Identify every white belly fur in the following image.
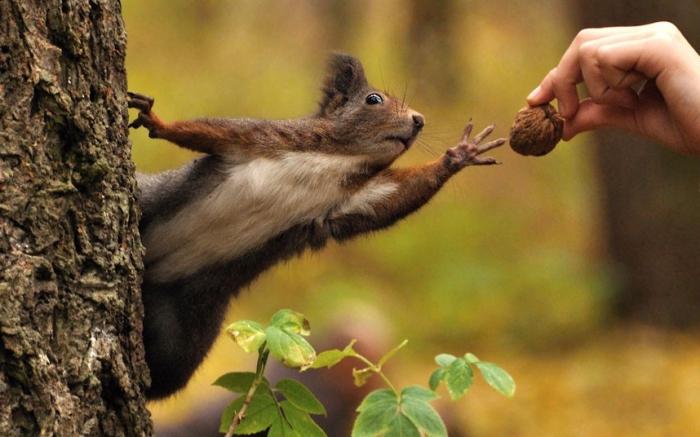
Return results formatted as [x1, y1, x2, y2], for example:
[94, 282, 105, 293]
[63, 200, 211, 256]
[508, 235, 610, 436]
[143, 152, 369, 283]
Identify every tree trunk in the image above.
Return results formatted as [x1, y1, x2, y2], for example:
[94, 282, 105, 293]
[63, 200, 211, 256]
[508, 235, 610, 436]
[0, 1, 151, 435]
[573, 0, 700, 328]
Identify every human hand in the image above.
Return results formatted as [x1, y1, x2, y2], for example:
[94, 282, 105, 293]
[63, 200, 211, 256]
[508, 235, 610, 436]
[527, 22, 700, 155]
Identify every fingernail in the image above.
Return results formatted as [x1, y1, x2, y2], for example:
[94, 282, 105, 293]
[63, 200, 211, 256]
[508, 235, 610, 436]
[526, 85, 542, 102]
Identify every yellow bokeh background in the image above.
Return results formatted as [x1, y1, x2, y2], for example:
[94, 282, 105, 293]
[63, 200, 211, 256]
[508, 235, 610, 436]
[124, 1, 700, 435]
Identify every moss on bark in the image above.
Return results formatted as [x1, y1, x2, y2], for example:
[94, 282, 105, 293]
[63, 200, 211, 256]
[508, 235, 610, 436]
[0, 0, 151, 434]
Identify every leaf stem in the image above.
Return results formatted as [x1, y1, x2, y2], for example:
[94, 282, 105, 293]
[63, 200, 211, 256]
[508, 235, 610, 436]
[352, 352, 399, 395]
[266, 383, 287, 427]
[225, 345, 270, 437]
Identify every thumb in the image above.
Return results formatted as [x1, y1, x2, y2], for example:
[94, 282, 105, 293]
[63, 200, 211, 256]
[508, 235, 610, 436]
[563, 98, 637, 140]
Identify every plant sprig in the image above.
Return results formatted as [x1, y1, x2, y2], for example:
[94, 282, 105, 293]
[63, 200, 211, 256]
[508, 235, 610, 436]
[218, 309, 325, 436]
[216, 309, 516, 437]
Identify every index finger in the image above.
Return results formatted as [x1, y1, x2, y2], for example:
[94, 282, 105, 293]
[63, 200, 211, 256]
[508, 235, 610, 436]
[527, 26, 650, 117]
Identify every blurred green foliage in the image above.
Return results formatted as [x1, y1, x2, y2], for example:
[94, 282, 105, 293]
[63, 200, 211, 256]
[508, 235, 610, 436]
[124, 1, 700, 435]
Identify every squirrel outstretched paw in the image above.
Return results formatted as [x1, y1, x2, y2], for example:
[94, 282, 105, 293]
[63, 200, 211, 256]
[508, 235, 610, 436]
[128, 92, 163, 137]
[444, 120, 505, 170]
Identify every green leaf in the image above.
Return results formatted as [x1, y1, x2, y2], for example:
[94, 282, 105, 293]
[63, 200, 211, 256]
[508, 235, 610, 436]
[352, 367, 374, 387]
[352, 389, 399, 437]
[269, 309, 311, 336]
[357, 389, 398, 412]
[428, 368, 445, 391]
[219, 392, 277, 434]
[444, 358, 473, 400]
[276, 378, 326, 415]
[475, 362, 516, 398]
[310, 349, 352, 370]
[434, 353, 457, 368]
[464, 353, 479, 364]
[377, 339, 408, 368]
[235, 392, 278, 435]
[213, 372, 256, 393]
[268, 414, 302, 437]
[386, 414, 421, 437]
[400, 395, 447, 437]
[310, 340, 357, 370]
[265, 326, 316, 369]
[280, 401, 326, 437]
[226, 320, 266, 353]
[220, 397, 244, 433]
[401, 385, 438, 402]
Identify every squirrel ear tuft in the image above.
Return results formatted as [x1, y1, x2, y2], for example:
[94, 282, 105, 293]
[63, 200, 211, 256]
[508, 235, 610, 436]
[318, 53, 368, 115]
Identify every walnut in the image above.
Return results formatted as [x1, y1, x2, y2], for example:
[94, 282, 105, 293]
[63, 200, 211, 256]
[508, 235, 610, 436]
[509, 104, 564, 156]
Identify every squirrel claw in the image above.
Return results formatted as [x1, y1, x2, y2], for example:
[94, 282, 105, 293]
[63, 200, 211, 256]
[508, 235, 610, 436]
[127, 91, 163, 136]
[128, 112, 148, 129]
[470, 156, 500, 166]
[446, 121, 505, 169]
[477, 138, 506, 154]
[127, 92, 154, 112]
[472, 124, 495, 145]
[461, 120, 474, 141]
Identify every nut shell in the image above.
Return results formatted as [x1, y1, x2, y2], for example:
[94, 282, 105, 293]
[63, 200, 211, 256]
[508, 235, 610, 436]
[509, 104, 564, 156]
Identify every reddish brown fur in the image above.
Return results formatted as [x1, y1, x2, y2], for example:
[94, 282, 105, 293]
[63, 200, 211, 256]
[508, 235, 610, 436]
[329, 159, 452, 240]
[128, 54, 504, 399]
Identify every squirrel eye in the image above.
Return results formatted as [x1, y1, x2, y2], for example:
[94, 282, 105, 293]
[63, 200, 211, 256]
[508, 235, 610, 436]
[365, 93, 384, 105]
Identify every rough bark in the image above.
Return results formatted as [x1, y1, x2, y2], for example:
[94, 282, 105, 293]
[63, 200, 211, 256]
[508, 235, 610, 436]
[0, 0, 151, 435]
[573, 0, 700, 327]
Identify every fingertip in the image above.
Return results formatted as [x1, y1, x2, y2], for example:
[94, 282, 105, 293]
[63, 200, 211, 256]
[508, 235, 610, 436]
[526, 85, 544, 105]
[526, 75, 556, 106]
[527, 86, 556, 107]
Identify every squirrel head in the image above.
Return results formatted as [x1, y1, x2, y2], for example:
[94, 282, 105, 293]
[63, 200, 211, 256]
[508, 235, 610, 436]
[317, 53, 425, 168]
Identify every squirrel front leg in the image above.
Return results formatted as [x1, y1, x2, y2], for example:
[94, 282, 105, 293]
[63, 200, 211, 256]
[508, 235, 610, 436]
[327, 122, 504, 240]
[128, 92, 248, 156]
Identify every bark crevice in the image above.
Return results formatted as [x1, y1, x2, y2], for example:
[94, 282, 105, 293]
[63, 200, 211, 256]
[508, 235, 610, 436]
[0, 0, 151, 435]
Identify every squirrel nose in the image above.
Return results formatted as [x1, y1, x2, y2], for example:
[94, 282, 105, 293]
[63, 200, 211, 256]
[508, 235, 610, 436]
[412, 114, 425, 130]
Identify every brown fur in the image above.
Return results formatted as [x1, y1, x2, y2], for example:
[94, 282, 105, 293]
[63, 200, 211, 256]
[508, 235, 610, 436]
[129, 53, 504, 399]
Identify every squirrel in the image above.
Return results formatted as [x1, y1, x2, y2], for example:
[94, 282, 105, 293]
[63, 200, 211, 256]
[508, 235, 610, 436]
[128, 53, 505, 399]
